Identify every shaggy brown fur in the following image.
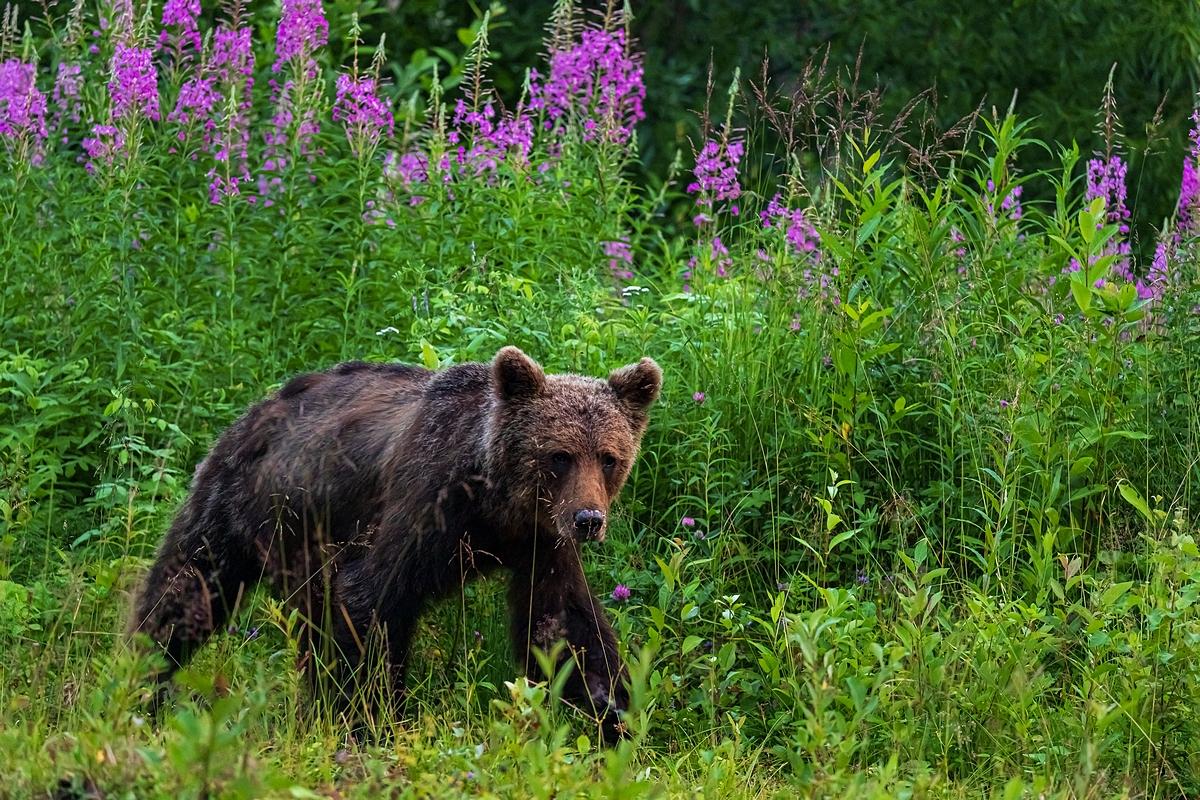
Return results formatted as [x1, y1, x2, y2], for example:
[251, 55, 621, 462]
[127, 346, 661, 742]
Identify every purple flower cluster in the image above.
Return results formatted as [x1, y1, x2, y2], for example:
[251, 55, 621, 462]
[530, 27, 645, 144]
[447, 100, 535, 175]
[169, 76, 218, 136]
[333, 73, 394, 157]
[985, 180, 1023, 224]
[50, 63, 84, 144]
[761, 195, 819, 258]
[212, 26, 256, 90]
[1146, 240, 1172, 302]
[689, 138, 744, 223]
[81, 125, 127, 172]
[760, 194, 838, 307]
[603, 238, 634, 281]
[274, 0, 329, 75]
[110, 46, 160, 122]
[261, 0, 329, 203]
[207, 25, 257, 203]
[1178, 109, 1200, 238]
[949, 227, 968, 275]
[159, 0, 202, 60]
[0, 59, 48, 162]
[1083, 154, 1167, 299]
[384, 150, 429, 192]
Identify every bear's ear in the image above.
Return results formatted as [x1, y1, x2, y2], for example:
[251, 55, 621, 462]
[493, 346, 546, 402]
[608, 357, 662, 413]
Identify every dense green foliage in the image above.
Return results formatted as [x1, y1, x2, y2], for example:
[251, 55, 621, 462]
[3, 2, 1200, 797]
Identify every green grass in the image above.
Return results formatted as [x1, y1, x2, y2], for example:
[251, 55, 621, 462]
[4, 8, 1200, 798]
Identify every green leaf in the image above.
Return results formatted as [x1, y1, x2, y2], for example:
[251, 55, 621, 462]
[419, 339, 439, 370]
[1098, 581, 1134, 609]
[1116, 480, 1154, 524]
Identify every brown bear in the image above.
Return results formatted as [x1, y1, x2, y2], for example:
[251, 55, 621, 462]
[127, 346, 661, 742]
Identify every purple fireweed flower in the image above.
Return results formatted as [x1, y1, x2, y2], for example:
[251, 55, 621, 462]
[1178, 109, 1200, 238]
[1142, 239, 1172, 302]
[159, 0, 202, 59]
[111, 45, 160, 122]
[762, 194, 838, 305]
[0, 59, 48, 163]
[384, 149, 429, 191]
[50, 62, 83, 142]
[448, 100, 535, 175]
[530, 26, 645, 144]
[274, 0, 329, 73]
[333, 72, 393, 157]
[1086, 154, 1133, 282]
[761, 194, 820, 257]
[204, 24, 256, 203]
[169, 75, 218, 133]
[611, 584, 631, 602]
[1000, 185, 1023, 220]
[710, 235, 732, 277]
[985, 179, 1023, 224]
[81, 124, 127, 172]
[212, 26, 255, 90]
[689, 138, 743, 212]
[602, 238, 634, 280]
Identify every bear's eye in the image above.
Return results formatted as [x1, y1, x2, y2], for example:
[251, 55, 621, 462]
[550, 452, 573, 473]
[601, 453, 619, 472]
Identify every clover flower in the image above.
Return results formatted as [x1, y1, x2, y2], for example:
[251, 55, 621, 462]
[611, 584, 631, 602]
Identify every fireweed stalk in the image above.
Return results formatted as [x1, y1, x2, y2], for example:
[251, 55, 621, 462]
[333, 23, 395, 349]
[685, 72, 742, 290]
[82, 43, 159, 174]
[261, 0, 328, 207]
[0, 58, 48, 169]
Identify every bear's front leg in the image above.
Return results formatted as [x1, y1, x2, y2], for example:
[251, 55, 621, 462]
[508, 541, 630, 744]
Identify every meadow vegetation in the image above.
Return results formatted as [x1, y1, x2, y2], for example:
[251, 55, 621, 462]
[2, 1, 1200, 797]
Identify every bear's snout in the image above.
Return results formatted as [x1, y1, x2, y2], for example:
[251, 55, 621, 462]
[573, 508, 606, 542]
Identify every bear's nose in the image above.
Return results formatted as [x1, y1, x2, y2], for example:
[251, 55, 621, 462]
[573, 509, 605, 539]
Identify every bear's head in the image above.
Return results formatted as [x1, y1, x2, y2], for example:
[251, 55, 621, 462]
[488, 346, 661, 543]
